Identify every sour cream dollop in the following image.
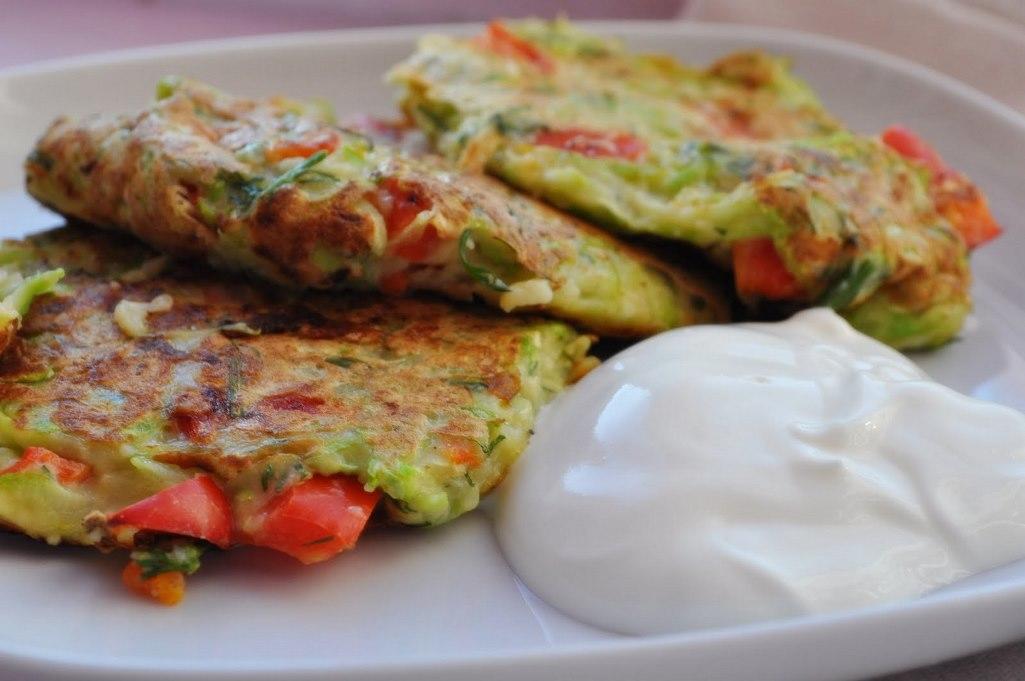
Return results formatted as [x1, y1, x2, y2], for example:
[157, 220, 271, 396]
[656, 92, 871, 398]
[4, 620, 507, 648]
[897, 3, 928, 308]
[496, 309, 1025, 635]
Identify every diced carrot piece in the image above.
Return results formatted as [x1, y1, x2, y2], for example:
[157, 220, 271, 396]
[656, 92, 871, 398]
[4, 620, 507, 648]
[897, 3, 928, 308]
[122, 561, 186, 607]
[441, 435, 481, 467]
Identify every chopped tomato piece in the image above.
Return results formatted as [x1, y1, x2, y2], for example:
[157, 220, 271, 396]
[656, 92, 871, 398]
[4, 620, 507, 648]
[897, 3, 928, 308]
[881, 125, 946, 175]
[374, 177, 432, 238]
[732, 237, 804, 300]
[476, 21, 554, 73]
[247, 475, 380, 565]
[122, 561, 185, 606]
[393, 225, 442, 262]
[109, 476, 233, 549]
[371, 178, 443, 262]
[2, 446, 91, 485]
[265, 130, 339, 163]
[534, 128, 647, 161]
[882, 125, 1002, 249]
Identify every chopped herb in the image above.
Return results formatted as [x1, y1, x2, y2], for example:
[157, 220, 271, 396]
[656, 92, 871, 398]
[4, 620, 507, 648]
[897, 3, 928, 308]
[464, 472, 475, 487]
[491, 108, 542, 136]
[491, 112, 516, 135]
[415, 102, 455, 132]
[391, 497, 415, 514]
[130, 543, 204, 579]
[260, 150, 329, 198]
[819, 258, 887, 310]
[479, 434, 506, 456]
[260, 463, 274, 492]
[458, 229, 512, 292]
[449, 378, 488, 391]
[219, 172, 264, 213]
[461, 405, 495, 419]
[204, 151, 331, 218]
[275, 460, 308, 493]
[326, 356, 363, 368]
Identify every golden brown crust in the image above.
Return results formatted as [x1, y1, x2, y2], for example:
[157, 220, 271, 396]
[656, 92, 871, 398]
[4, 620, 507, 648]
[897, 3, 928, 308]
[3, 266, 518, 463]
[26, 79, 726, 336]
[0, 227, 591, 525]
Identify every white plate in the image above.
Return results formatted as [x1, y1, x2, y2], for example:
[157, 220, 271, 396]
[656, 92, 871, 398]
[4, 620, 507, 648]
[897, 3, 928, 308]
[0, 21, 1024, 681]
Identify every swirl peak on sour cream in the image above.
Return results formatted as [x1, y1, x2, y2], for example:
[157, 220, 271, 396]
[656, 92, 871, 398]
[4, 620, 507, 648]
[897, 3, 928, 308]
[496, 309, 1025, 635]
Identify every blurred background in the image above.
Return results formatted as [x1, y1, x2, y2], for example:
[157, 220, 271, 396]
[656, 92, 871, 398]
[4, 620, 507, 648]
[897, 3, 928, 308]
[1, 0, 1022, 112]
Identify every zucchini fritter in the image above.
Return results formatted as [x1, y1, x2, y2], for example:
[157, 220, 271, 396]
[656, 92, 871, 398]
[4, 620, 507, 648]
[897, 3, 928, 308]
[0, 226, 594, 555]
[389, 19, 1001, 349]
[24, 78, 725, 337]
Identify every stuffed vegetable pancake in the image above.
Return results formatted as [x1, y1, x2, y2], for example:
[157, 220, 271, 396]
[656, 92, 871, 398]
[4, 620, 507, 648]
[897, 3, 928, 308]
[0, 226, 595, 603]
[390, 19, 1003, 349]
[23, 78, 725, 338]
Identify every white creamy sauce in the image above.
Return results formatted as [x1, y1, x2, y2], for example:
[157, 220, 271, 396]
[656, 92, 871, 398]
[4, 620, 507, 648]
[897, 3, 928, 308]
[496, 309, 1025, 635]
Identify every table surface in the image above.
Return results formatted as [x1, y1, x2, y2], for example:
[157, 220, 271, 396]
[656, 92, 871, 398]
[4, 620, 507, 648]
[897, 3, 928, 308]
[2, 2, 1024, 680]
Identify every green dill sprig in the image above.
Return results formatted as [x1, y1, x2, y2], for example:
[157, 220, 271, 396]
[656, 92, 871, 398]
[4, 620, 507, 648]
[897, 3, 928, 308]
[448, 378, 488, 392]
[260, 150, 329, 198]
[479, 434, 506, 457]
[326, 355, 364, 368]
